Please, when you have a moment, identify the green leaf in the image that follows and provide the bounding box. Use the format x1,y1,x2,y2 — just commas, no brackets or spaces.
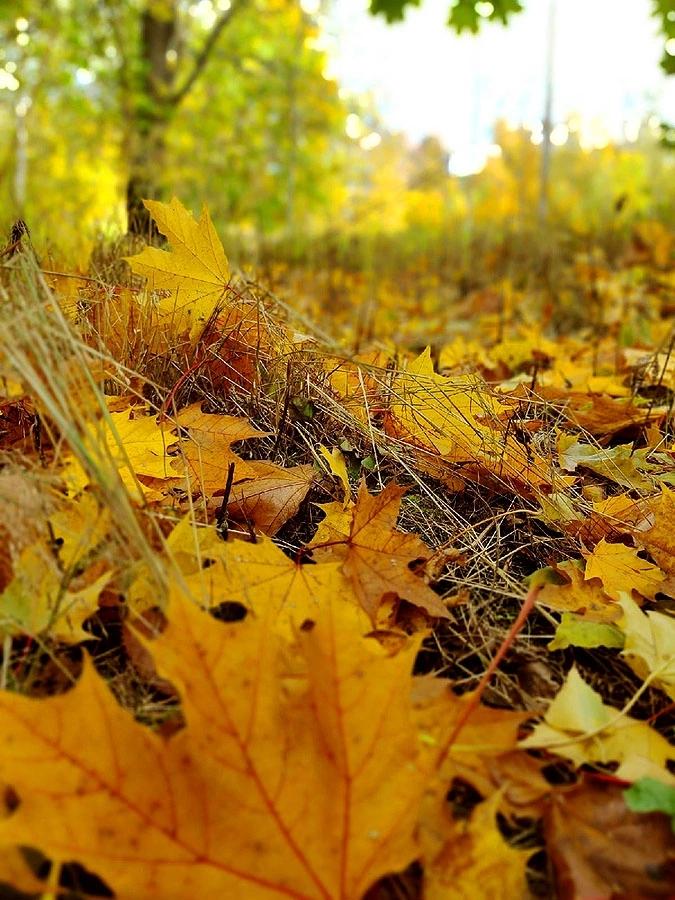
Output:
625,778,675,832
368,0,422,23
549,613,625,652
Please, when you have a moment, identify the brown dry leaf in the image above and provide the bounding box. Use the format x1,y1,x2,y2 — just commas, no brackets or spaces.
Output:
0,590,427,899
200,301,287,393
536,386,664,437
224,461,314,535
545,780,675,899
172,403,268,495
315,481,449,621
423,792,530,900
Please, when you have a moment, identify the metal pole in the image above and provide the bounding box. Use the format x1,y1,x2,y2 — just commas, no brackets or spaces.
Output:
539,0,556,222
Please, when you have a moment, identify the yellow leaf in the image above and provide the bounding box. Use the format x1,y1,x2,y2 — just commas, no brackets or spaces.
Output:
62,404,176,500
386,347,504,462
0,590,426,899
583,539,665,600
520,667,673,782
0,846,44,895
1,543,109,642
617,594,675,700
319,445,351,506
48,492,111,572
125,198,230,336
536,559,619,622
423,792,529,900
185,531,364,632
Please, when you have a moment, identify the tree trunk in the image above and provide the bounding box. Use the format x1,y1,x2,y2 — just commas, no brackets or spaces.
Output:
123,0,247,235
126,2,177,236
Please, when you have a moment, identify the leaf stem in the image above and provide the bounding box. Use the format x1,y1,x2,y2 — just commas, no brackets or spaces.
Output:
440,583,542,763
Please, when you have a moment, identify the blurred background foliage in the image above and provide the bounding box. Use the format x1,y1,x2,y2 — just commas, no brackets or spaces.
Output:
0,0,673,266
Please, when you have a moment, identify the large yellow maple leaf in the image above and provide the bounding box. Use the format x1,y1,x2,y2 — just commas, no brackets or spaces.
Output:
125,198,230,336
0,591,427,899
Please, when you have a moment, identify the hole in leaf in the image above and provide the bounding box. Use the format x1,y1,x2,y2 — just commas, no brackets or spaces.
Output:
59,859,114,897
210,601,247,623
3,786,19,813
446,777,483,820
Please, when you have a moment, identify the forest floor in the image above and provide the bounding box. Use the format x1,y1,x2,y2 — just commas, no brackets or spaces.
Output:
0,202,673,899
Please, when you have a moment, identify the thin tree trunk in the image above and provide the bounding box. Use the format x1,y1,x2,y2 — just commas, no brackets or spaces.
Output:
124,0,248,235
538,0,556,223
126,2,177,236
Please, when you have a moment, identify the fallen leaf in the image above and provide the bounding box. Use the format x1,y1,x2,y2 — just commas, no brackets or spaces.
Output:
319,445,351,506
0,845,44,895
520,667,674,782
583,538,665,601
617,594,675,700
0,590,427,899
172,403,268,494
637,488,675,578
315,481,449,621
125,198,230,336
536,559,620,622
0,542,110,642
224,461,314,535
545,780,675,899
625,777,675,830
558,435,656,490
548,613,624,651
183,531,365,633
412,678,546,819
422,792,530,900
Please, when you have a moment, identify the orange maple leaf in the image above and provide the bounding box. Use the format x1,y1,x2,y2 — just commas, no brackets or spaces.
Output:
314,482,449,621
171,403,269,494
0,591,427,899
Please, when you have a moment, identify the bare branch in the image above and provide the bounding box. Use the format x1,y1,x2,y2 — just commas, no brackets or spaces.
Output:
169,0,251,106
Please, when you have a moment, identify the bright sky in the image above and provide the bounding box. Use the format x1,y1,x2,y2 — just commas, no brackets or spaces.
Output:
323,0,675,173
